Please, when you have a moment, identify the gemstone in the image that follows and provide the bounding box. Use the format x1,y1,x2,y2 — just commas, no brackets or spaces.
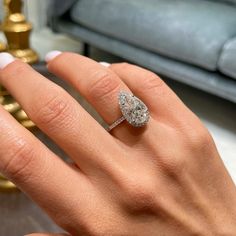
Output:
118,91,150,127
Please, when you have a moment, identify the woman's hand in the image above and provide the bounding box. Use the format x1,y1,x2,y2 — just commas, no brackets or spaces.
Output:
0,52,235,236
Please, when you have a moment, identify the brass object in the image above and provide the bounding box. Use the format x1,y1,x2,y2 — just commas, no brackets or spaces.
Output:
0,41,6,52
0,0,37,129
2,0,39,64
0,175,17,191
0,0,38,191
0,21,7,52
0,87,35,128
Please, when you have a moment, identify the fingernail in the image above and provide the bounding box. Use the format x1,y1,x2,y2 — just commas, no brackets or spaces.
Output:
0,53,15,69
100,62,111,67
45,50,62,63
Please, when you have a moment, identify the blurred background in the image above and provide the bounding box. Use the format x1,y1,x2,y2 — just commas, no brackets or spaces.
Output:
0,0,235,235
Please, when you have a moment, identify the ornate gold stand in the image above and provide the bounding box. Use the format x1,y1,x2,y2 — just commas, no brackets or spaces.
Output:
0,41,6,52
0,87,35,128
0,22,7,52
0,0,38,191
2,0,39,64
0,173,16,191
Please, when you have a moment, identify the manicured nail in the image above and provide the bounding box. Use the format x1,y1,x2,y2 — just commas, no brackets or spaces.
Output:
0,53,15,69
45,50,62,63
100,62,111,67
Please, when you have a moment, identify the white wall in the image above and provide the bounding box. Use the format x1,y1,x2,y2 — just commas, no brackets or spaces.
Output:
0,0,4,21
25,0,50,31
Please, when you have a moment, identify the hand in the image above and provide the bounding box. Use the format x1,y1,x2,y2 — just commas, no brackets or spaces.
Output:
0,52,235,236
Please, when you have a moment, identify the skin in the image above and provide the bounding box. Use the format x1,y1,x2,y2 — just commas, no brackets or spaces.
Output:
0,53,235,236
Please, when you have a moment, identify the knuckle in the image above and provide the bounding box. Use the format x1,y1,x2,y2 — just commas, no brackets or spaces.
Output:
187,126,214,151
88,70,120,100
120,176,157,213
33,89,70,127
2,138,34,181
198,128,214,146
142,73,165,92
158,154,186,177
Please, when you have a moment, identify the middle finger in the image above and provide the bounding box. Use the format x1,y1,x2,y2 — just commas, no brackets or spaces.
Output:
46,52,137,137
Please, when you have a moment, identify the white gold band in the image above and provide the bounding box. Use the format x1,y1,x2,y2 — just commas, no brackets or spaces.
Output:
108,116,126,132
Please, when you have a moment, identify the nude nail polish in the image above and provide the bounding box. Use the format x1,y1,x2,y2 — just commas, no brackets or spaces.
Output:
45,50,62,63
0,53,15,69
100,62,111,67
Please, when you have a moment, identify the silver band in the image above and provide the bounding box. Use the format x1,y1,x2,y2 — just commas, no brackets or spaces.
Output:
108,116,126,132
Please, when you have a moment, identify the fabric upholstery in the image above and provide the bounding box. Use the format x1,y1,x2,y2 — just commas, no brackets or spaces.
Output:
71,0,236,71
48,0,77,17
56,19,236,103
206,0,236,5
218,38,236,79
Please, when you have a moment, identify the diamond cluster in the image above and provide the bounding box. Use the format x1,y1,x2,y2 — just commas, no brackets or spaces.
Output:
118,91,150,127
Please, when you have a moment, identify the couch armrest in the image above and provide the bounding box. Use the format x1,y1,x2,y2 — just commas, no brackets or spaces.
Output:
48,0,77,17
48,0,77,32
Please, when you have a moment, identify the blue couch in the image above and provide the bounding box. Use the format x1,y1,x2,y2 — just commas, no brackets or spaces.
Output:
49,0,236,103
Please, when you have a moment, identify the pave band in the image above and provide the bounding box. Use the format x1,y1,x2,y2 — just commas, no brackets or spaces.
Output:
108,116,126,132
108,91,150,132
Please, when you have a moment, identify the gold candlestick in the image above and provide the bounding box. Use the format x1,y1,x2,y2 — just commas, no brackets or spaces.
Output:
0,0,36,130
0,173,17,191
0,41,6,52
0,87,35,129
0,0,37,130
2,0,39,64
0,21,6,52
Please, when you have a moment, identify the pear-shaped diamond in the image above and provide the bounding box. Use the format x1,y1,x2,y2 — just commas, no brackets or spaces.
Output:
118,91,150,127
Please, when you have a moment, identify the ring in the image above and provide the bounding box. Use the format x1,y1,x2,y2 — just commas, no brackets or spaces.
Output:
108,91,150,132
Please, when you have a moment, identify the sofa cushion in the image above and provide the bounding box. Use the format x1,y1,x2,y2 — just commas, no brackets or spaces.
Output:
218,38,236,80
206,0,236,5
71,0,236,71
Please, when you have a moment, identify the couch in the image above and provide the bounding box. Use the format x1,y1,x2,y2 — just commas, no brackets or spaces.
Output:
49,0,236,103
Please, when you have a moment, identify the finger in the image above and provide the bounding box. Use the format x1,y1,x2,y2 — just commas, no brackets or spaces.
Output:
0,53,118,175
46,52,133,132
0,105,91,226
110,63,195,126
